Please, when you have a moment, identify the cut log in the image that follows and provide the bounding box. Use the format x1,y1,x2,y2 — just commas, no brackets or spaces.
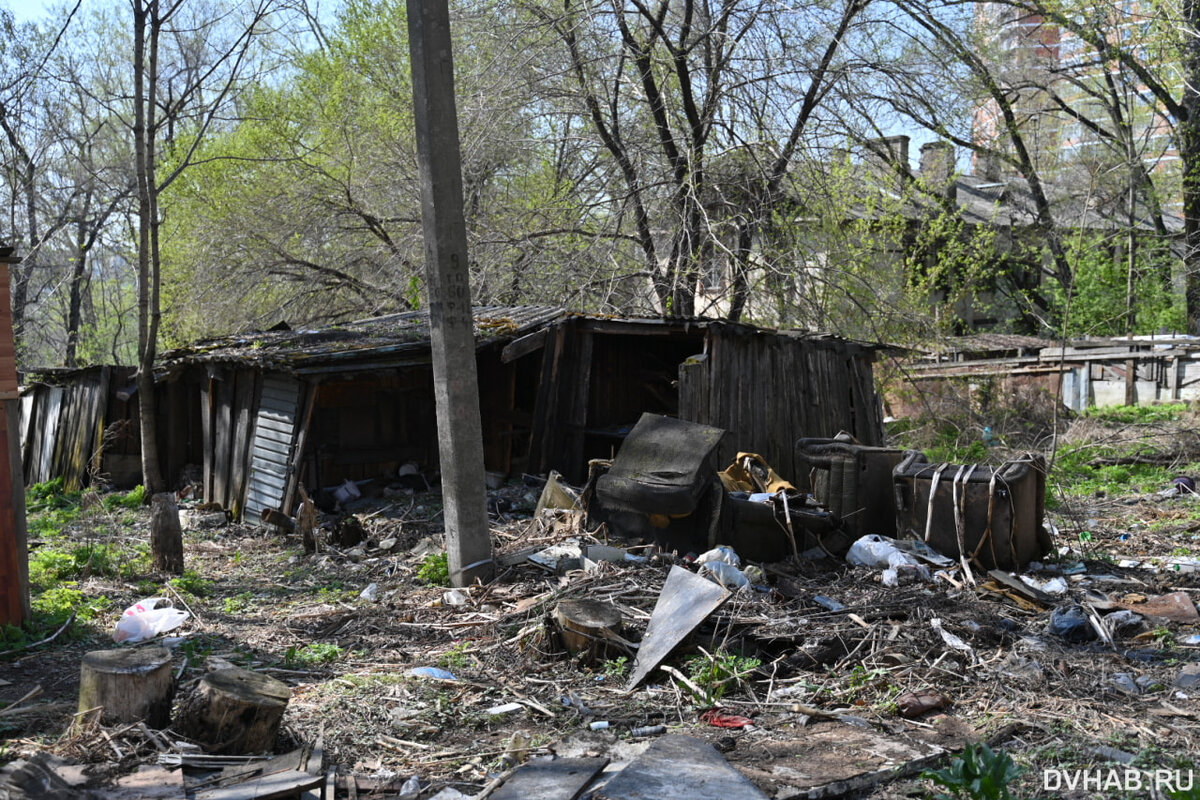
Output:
150,493,184,574
177,668,291,755
77,647,174,728
553,599,623,664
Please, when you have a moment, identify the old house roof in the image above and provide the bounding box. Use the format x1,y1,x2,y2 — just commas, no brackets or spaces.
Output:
159,306,565,374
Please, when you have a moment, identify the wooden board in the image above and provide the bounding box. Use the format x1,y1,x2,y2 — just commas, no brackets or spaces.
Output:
627,566,729,690
489,757,608,800
595,736,767,800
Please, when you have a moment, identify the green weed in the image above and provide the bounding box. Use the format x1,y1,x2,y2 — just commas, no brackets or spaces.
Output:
923,743,1021,800
170,570,213,597
103,485,146,510
222,592,254,614
437,641,473,671
417,552,450,586
684,648,761,704
284,642,344,667
602,656,629,678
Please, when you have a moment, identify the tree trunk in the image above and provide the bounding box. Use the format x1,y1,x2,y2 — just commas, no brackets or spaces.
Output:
133,0,165,494
553,599,623,664
177,668,290,754
77,647,174,728
150,492,183,574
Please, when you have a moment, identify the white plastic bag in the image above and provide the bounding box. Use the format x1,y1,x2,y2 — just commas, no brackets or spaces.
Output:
699,560,750,591
112,597,190,643
695,545,741,568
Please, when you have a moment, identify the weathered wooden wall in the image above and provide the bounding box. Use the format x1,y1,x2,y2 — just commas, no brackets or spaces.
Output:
21,366,121,490
679,325,883,483
197,367,262,519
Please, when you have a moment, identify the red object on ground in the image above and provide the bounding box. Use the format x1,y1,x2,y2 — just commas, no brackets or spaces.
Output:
700,708,754,728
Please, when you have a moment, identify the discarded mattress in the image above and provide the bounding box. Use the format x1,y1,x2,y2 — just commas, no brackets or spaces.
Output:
892,451,1051,570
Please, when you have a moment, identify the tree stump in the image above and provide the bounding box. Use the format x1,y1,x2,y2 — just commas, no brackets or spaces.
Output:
553,600,623,664
77,647,174,728
150,493,184,574
177,668,291,754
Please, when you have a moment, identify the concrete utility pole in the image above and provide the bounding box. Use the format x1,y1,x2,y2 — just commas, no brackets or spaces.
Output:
407,0,493,587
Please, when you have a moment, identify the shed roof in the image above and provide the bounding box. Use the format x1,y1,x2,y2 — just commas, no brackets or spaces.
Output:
160,305,565,374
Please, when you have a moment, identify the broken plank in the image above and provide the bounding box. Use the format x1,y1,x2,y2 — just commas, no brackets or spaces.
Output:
193,769,323,800
489,757,608,800
985,570,1054,608
595,736,767,800
627,566,729,690
108,765,187,800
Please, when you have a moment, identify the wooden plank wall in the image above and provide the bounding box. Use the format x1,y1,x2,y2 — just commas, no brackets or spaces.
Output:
19,368,114,490
200,367,264,515
679,325,883,482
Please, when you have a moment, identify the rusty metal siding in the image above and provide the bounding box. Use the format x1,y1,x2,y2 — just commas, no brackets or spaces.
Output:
244,373,301,524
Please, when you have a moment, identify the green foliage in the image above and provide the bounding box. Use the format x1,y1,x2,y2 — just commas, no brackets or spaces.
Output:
222,592,255,614
602,656,630,678
1044,234,1185,337
923,743,1022,800
684,649,761,703
1082,402,1188,425
170,570,214,597
284,642,344,667
30,586,110,624
417,552,450,586
437,641,473,671
103,485,146,510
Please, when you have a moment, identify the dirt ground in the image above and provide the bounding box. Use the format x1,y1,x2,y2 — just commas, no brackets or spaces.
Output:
4,428,1200,799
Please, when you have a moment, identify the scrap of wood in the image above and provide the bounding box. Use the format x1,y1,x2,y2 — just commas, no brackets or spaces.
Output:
0,684,43,716
487,756,609,800
978,580,1042,612
193,769,323,800
108,765,187,800
986,571,1053,607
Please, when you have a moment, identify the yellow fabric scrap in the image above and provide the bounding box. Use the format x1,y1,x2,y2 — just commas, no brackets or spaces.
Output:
719,452,795,494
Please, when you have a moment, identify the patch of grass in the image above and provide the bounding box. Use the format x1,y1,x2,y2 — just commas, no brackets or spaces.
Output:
103,485,146,510
284,642,344,667
30,585,110,624
170,569,213,597
437,641,473,671
222,592,255,614
417,552,450,586
1083,403,1188,425
26,478,81,514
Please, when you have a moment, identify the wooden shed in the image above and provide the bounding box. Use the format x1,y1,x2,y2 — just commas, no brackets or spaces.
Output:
18,366,195,491
158,308,884,522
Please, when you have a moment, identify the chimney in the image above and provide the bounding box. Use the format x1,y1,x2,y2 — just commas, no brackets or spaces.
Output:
919,141,955,196
866,135,910,170
975,150,1002,182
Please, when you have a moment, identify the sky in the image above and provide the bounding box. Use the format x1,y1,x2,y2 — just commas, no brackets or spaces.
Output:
5,0,64,23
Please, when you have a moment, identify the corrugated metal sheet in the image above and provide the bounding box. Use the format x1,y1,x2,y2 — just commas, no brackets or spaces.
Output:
244,373,301,524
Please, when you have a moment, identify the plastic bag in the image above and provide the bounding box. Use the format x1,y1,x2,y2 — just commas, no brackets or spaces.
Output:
695,545,741,568
112,597,190,643
699,560,750,590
